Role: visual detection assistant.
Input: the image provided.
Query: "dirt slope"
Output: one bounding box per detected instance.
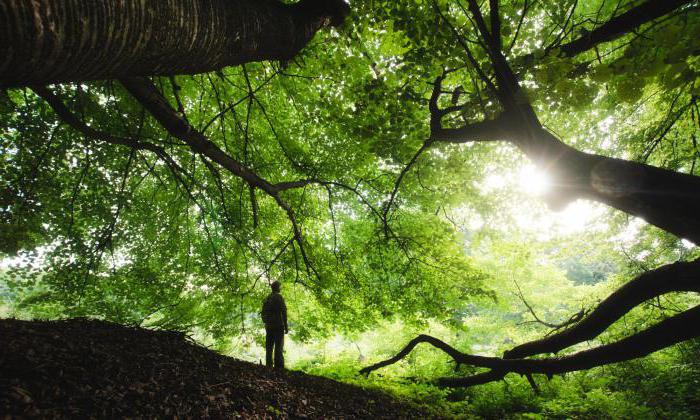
[0,318,436,418]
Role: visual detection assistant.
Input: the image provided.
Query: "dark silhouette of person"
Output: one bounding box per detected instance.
[261,281,288,370]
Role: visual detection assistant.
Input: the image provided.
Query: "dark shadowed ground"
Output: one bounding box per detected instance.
[0,318,438,418]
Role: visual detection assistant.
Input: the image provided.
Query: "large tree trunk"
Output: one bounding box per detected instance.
[433,114,700,244]
[0,0,349,87]
[520,128,700,245]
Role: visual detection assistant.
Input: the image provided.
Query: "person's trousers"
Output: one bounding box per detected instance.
[265,327,284,370]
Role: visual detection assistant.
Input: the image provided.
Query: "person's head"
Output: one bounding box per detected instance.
[271,281,281,293]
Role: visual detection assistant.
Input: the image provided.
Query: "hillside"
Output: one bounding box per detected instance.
[0,318,436,418]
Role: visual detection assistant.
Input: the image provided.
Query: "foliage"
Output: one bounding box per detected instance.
[2,0,700,417]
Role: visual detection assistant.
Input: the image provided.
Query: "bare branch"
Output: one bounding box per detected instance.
[362,304,700,385]
[513,280,564,329]
[514,282,589,335]
[382,139,434,225]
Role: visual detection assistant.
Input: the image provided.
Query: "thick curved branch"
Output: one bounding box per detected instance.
[362,304,700,385]
[359,334,475,375]
[362,260,700,387]
[505,258,700,359]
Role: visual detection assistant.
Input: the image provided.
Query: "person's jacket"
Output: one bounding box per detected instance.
[261,292,288,331]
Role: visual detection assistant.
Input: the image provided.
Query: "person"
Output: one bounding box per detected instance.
[261,281,288,370]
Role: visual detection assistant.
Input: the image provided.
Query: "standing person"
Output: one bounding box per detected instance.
[261,281,288,370]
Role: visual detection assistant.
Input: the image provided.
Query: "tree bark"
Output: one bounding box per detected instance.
[0,0,349,87]
[433,116,700,244]
[523,129,700,245]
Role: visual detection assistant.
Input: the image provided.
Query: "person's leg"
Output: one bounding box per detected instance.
[265,328,274,367]
[274,329,285,370]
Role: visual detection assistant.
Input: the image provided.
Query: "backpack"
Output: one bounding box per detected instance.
[261,295,276,325]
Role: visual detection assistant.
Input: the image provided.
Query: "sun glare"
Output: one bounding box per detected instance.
[471,164,607,237]
[518,166,551,196]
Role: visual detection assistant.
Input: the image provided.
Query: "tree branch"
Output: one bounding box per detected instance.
[431,115,509,142]
[489,0,502,52]
[382,139,434,224]
[513,280,587,332]
[120,76,317,277]
[361,259,700,386]
[120,77,281,194]
[31,86,188,178]
[427,71,508,143]
[505,258,700,359]
[362,304,700,385]
[558,0,694,58]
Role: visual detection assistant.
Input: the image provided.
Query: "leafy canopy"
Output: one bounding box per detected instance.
[1,0,699,346]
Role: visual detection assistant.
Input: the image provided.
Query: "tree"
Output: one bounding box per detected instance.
[0,0,350,86]
[1,0,481,337]
[1,0,699,391]
[1,0,351,295]
[359,0,700,386]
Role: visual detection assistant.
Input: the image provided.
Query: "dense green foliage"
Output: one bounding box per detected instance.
[2,0,700,417]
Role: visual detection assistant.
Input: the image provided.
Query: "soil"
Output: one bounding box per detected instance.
[0,318,437,418]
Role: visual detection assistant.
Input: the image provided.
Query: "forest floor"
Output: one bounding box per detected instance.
[0,318,439,419]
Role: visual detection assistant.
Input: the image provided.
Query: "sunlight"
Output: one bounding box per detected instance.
[518,165,551,196]
[482,173,507,191]
[513,199,605,237]
[551,200,605,234]
[472,163,607,237]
